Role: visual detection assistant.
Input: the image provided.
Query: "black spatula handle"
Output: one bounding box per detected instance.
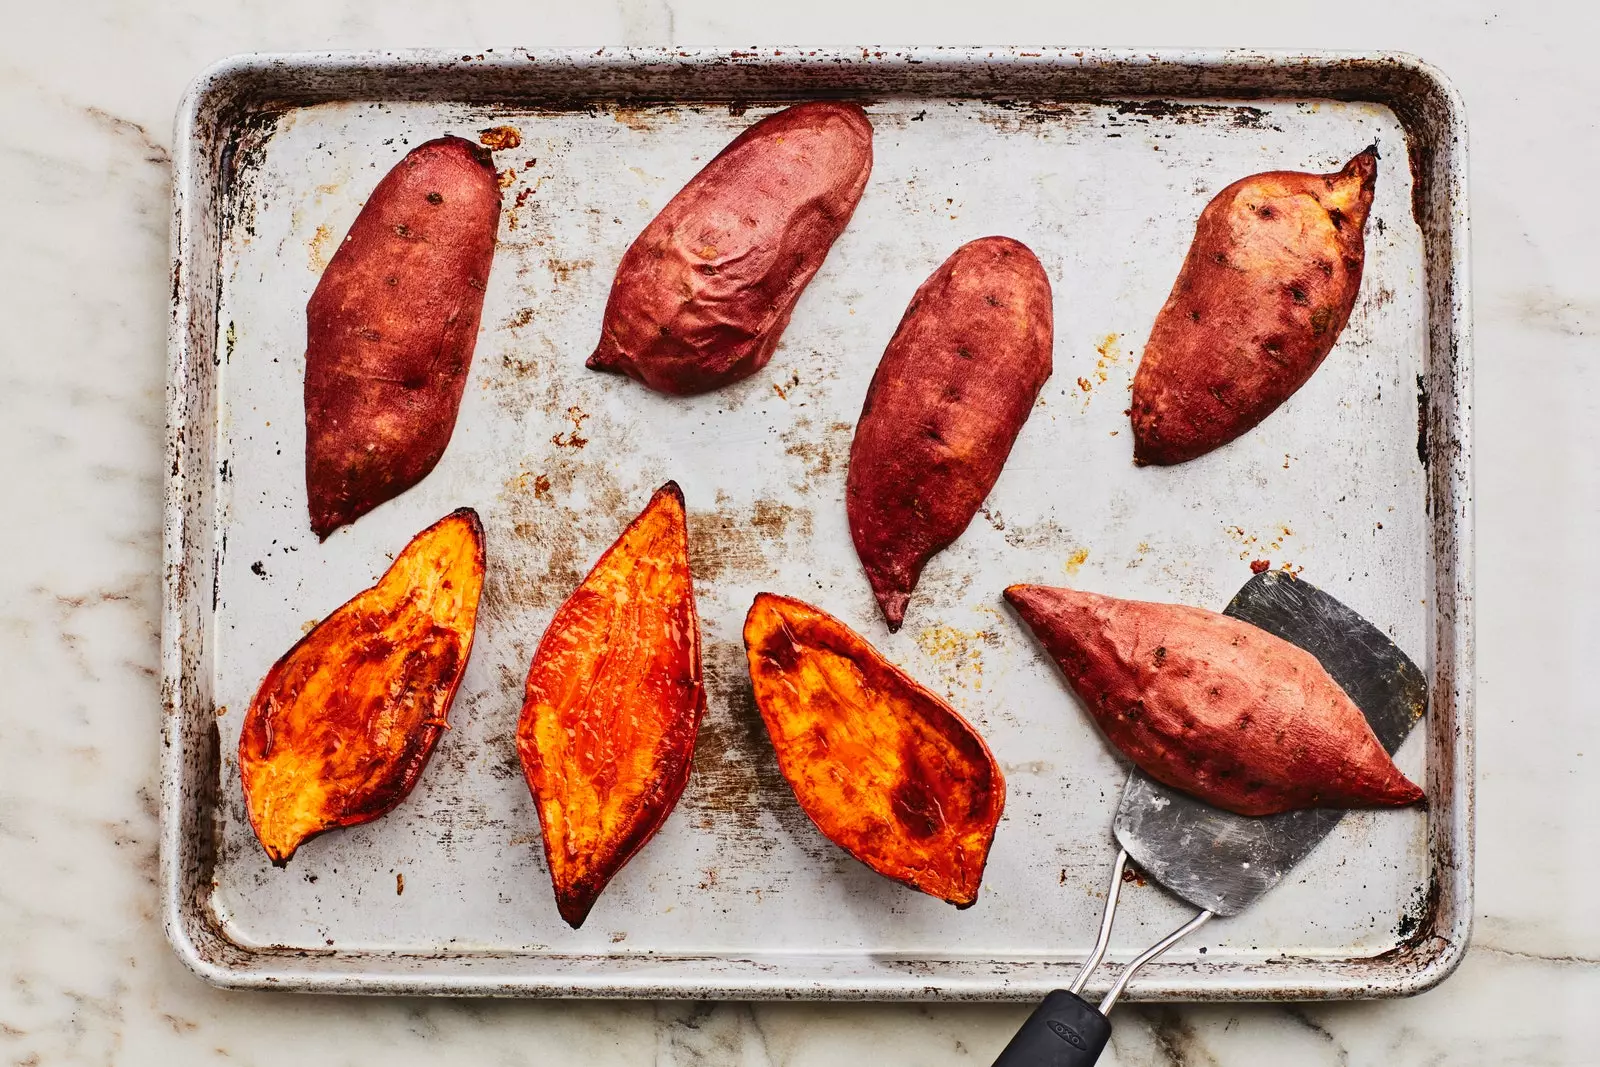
[989,989,1111,1066]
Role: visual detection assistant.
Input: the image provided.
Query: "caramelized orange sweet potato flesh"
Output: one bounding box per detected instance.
[1131,148,1377,465]
[1006,583,1422,817]
[518,482,705,928]
[848,236,1053,631]
[240,509,485,864]
[306,136,502,538]
[743,593,1005,906]
[587,102,873,395]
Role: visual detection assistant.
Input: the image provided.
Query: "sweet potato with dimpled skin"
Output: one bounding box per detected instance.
[240,509,485,865]
[305,136,502,538]
[848,237,1053,631]
[586,102,873,395]
[518,483,704,929]
[743,593,1005,907]
[1130,148,1378,466]
[1005,583,1422,817]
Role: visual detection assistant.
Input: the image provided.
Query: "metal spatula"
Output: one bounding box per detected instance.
[990,571,1428,1066]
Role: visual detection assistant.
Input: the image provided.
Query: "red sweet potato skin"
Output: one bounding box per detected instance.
[305,136,502,538]
[848,237,1053,631]
[1130,149,1377,466]
[1005,583,1422,817]
[587,102,873,395]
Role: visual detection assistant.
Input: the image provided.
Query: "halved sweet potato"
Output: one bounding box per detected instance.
[847,236,1053,631]
[743,593,1005,906]
[1005,583,1422,817]
[518,482,705,928]
[240,509,485,864]
[587,102,874,394]
[1131,148,1377,465]
[306,136,502,538]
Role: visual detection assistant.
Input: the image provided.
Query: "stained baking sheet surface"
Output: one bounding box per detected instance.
[162,49,1471,1000]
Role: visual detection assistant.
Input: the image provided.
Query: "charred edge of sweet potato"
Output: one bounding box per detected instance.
[240,508,485,865]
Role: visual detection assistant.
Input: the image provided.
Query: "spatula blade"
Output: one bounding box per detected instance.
[1112,571,1427,917]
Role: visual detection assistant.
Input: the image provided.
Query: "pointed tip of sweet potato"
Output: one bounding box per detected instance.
[1003,582,1078,624]
[556,891,597,929]
[653,480,685,509]
[875,590,908,632]
[1346,144,1380,176]
[441,506,484,541]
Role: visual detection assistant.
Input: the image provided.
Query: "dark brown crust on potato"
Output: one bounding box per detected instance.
[847,237,1053,631]
[587,102,873,395]
[305,136,502,538]
[1130,148,1377,465]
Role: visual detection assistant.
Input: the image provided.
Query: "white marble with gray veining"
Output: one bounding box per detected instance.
[2,0,1596,1062]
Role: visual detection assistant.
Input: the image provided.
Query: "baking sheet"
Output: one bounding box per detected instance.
[161,48,1472,1000]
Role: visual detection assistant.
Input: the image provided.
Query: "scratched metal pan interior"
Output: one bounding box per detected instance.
[161,48,1472,1001]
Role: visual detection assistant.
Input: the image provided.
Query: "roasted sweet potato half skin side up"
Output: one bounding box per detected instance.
[1130,148,1378,466]
[743,593,1005,906]
[240,509,486,865]
[518,482,705,928]
[1005,583,1422,817]
[847,236,1053,631]
[305,136,502,538]
[587,102,874,395]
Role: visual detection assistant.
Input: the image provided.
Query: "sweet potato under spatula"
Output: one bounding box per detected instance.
[587,102,873,395]
[240,508,486,865]
[1005,582,1421,817]
[743,593,1005,907]
[848,237,1053,631]
[305,136,502,538]
[517,482,705,928]
[1130,148,1377,465]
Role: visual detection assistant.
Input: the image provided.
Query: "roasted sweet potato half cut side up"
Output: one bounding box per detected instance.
[848,237,1053,631]
[587,102,874,395]
[518,482,705,928]
[743,593,1005,906]
[305,135,503,538]
[1130,148,1378,465]
[1005,583,1422,817]
[240,509,486,865]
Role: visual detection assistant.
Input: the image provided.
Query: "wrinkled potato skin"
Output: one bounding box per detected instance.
[587,102,873,395]
[240,509,486,864]
[305,136,502,538]
[743,593,1005,907]
[848,237,1053,631]
[518,483,704,929]
[1006,584,1422,817]
[1131,149,1377,465]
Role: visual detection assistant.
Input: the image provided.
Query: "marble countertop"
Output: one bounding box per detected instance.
[3,0,1593,1062]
